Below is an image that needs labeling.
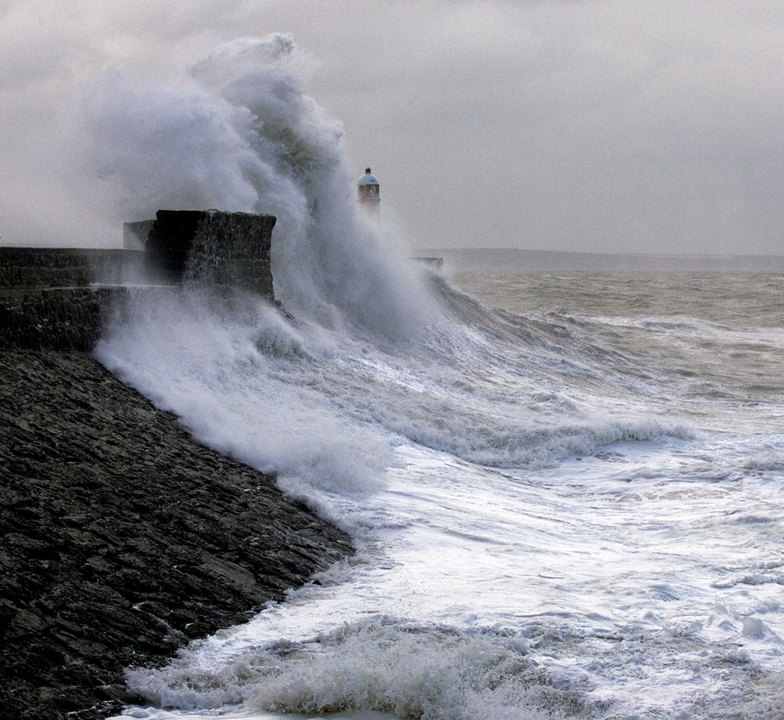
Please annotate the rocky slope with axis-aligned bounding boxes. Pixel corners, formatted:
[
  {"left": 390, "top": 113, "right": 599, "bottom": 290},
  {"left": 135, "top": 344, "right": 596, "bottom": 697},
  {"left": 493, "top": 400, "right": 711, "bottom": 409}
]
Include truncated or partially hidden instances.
[{"left": 0, "top": 347, "right": 353, "bottom": 720}]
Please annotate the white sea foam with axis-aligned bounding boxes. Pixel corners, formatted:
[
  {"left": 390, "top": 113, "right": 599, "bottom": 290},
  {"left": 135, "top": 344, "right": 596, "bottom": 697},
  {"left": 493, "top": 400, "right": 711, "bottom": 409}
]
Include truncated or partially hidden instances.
[
  {"left": 86, "top": 33, "right": 437, "bottom": 341},
  {"left": 101, "top": 284, "right": 784, "bottom": 719},
  {"left": 92, "top": 34, "right": 784, "bottom": 720},
  {"left": 126, "top": 619, "right": 591, "bottom": 720}
]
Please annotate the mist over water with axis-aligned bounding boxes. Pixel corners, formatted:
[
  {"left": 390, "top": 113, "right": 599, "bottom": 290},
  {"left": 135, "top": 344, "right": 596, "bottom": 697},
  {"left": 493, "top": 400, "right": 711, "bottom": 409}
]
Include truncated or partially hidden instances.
[{"left": 85, "top": 34, "right": 784, "bottom": 720}]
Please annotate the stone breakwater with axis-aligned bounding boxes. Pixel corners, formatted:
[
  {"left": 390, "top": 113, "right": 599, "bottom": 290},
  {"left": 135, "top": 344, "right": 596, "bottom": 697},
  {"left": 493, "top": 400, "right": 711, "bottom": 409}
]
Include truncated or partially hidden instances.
[
  {"left": 0, "top": 249, "right": 140, "bottom": 351},
  {"left": 0, "top": 232, "right": 354, "bottom": 719},
  {"left": 0, "top": 212, "right": 277, "bottom": 352},
  {"left": 0, "top": 349, "right": 353, "bottom": 720}
]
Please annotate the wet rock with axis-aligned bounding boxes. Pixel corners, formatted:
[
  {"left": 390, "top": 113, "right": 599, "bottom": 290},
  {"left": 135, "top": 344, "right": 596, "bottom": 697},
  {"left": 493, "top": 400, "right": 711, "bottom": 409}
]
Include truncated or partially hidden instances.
[{"left": 0, "top": 349, "right": 353, "bottom": 720}]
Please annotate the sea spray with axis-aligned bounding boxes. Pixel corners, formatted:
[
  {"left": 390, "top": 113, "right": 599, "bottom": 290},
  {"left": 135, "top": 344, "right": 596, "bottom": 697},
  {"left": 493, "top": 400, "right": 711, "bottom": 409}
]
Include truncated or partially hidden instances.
[
  {"left": 86, "top": 34, "right": 784, "bottom": 720},
  {"left": 125, "top": 618, "right": 587, "bottom": 720},
  {"left": 96, "top": 289, "right": 393, "bottom": 511},
  {"left": 86, "top": 33, "right": 437, "bottom": 339},
  {"left": 97, "top": 259, "right": 784, "bottom": 719}
]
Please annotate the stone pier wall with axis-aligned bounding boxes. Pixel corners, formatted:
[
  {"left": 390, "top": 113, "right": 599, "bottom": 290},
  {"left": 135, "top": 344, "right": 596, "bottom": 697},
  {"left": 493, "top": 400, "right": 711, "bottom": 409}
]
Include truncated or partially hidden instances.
[
  {"left": 146, "top": 210, "right": 276, "bottom": 297},
  {"left": 0, "top": 348, "right": 352, "bottom": 720},
  {"left": 0, "top": 249, "right": 143, "bottom": 352},
  {"left": 0, "top": 212, "right": 356, "bottom": 720},
  {"left": 0, "top": 247, "right": 144, "bottom": 290},
  {"left": 0, "top": 211, "right": 277, "bottom": 351}
]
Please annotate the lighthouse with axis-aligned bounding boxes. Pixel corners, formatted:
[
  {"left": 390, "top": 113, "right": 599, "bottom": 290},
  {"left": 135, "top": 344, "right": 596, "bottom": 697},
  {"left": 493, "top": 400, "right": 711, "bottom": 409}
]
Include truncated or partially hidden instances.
[{"left": 357, "top": 167, "right": 380, "bottom": 217}]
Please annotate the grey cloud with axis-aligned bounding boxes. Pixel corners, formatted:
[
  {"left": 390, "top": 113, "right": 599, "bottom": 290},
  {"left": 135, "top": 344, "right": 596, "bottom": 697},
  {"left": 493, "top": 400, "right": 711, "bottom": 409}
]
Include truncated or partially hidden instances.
[{"left": 1, "top": 0, "right": 783, "bottom": 254}]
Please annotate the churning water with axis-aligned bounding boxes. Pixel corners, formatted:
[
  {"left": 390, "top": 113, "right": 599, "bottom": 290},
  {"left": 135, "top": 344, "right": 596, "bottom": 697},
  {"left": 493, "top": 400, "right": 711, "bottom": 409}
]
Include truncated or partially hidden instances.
[
  {"left": 93, "top": 34, "right": 784, "bottom": 720},
  {"left": 100, "top": 268, "right": 784, "bottom": 720}
]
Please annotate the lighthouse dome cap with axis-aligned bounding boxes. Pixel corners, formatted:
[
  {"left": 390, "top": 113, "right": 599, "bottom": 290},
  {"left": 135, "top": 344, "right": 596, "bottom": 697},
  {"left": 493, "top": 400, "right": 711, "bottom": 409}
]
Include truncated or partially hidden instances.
[{"left": 358, "top": 167, "right": 379, "bottom": 185}]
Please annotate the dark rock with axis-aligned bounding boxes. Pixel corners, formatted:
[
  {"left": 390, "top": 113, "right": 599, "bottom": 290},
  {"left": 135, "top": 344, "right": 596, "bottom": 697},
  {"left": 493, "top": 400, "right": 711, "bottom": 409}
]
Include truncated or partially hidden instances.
[{"left": 0, "top": 349, "right": 353, "bottom": 720}]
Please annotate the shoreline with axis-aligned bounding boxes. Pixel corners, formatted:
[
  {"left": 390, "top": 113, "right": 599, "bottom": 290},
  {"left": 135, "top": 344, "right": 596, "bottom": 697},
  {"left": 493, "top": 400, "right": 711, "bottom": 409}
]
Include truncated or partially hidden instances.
[{"left": 0, "top": 347, "right": 353, "bottom": 719}]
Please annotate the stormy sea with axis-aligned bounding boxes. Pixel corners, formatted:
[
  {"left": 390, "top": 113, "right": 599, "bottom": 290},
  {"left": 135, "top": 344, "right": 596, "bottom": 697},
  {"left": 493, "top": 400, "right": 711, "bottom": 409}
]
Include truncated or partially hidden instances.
[{"left": 94, "top": 35, "right": 783, "bottom": 720}]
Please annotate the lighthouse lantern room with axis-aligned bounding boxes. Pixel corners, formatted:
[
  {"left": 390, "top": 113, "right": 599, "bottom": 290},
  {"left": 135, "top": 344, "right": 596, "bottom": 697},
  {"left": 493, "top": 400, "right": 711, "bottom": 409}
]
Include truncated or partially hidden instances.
[{"left": 357, "top": 167, "right": 380, "bottom": 216}]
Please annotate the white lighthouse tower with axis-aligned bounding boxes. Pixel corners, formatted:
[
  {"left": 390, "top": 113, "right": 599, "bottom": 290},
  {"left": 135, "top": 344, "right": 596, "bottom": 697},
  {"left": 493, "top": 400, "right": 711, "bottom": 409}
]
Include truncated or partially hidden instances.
[{"left": 357, "top": 167, "right": 380, "bottom": 218}]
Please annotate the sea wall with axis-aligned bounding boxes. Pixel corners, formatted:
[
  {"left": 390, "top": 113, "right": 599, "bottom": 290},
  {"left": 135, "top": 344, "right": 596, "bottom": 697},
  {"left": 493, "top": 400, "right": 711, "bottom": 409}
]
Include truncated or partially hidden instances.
[
  {"left": 0, "top": 213, "right": 355, "bottom": 719},
  {"left": 146, "top": 210, "right": 276, "bottom": 297},
  {"left": 0, "top": 349, "right": 353, "bottom": 720},
  {"left": 0, "top": 249, "right": 135, "bottom": 351},
  {"left": 0, "top": 211, "right": 276, "bottom": 351}
]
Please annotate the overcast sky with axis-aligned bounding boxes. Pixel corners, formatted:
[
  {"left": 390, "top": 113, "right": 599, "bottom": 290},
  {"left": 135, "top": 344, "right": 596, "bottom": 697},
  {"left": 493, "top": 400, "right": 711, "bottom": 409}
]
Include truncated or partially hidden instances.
[{"left": 2, "top": 0, "right": 783, "bottom": 254}]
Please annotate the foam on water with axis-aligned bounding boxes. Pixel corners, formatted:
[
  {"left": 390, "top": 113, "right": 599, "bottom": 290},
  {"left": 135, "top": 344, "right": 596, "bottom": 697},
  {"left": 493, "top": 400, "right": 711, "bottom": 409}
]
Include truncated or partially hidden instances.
[
  {"left": 91, "top": 35, "right": 784, "bottom": 720},
  {"left": 103, "top": 427, "right": 784, "bottom": 719},
  {"left": 97, "top": 282, "right": 784, "bottom": 717}
]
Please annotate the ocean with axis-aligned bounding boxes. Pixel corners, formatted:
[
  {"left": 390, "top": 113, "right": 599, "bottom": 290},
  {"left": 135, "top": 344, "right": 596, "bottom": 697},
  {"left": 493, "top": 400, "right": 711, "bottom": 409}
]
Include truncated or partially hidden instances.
[
  {"left": 94, "top": 34, "right": 784, "bottom": 720},
  {"left": 98, "top": 266, "right": 784, "bottom": 720}
]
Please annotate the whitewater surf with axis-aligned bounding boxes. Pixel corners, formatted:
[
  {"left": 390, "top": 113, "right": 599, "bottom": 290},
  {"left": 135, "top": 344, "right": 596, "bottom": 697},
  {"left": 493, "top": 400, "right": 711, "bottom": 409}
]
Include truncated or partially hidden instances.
[{"left": 90, "top": 35, "right": 784, "bottom": 720}]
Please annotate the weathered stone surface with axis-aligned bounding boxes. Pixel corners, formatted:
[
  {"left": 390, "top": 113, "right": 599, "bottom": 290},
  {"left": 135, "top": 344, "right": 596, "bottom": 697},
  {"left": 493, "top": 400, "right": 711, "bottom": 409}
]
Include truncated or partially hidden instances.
[
  {"left": 0, "top": 248, "right": 143, "bottom": 351},
  {"left": 0, "top": 288, "right": 127, "bottom": 351},
  {"left": 0, "top": 349, "right": 353, "bottom": 720},
  {"left": 146, "top": 210, "right": 276, "bottom": 296},
  {"left": 1, "top": 210, "right": 277, "bottom": 353},
  {"left": 0, "top": 248, "right": 144, "bottom": 290}
]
